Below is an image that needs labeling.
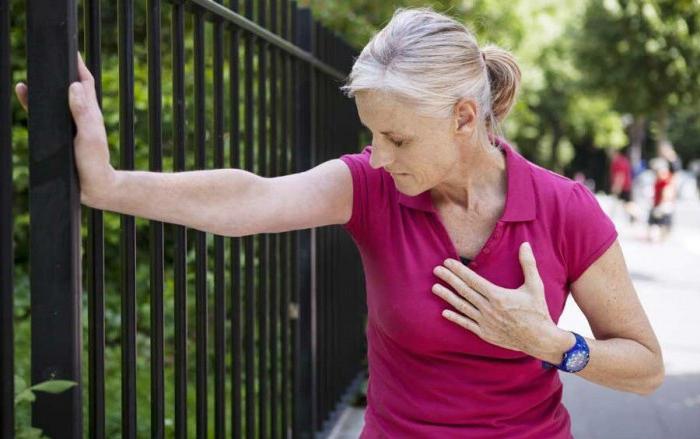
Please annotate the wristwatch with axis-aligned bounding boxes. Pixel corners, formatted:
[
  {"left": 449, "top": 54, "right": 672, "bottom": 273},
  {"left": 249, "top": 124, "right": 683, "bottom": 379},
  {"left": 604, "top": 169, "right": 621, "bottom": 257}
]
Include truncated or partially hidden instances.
[{"left": 541, "top": 331, "right": 590, "bottom": 373}]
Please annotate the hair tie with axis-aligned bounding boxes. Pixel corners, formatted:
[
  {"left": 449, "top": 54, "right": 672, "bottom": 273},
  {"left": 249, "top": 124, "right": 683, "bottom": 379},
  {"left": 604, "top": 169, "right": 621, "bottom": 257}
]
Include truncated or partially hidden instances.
[{"left": 481, "top": 51, "right": 487, "bottom": 63}]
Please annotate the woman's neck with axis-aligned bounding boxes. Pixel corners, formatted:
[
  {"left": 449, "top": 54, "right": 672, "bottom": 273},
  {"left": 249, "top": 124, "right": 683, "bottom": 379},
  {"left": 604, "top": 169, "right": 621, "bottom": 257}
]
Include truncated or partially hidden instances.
[{"left": 430, "top": 136, "right": 507, "bottom": 212}]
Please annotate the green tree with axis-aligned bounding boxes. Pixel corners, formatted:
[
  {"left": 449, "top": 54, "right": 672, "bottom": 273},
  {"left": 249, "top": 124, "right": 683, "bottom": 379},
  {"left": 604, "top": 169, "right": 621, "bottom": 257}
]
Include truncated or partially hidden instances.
[{"left": 576, "top": 0, "right": 700, "bottom": 161}]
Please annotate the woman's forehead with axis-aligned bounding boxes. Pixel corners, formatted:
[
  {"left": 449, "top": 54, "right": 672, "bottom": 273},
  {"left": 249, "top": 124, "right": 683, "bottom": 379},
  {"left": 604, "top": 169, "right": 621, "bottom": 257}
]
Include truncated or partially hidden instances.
[
  {"left": 356, "top": 90, "right": 404, "bottom": 113},
  {"left": 356, "top": 91, "right": 436, "bottom": 132}
]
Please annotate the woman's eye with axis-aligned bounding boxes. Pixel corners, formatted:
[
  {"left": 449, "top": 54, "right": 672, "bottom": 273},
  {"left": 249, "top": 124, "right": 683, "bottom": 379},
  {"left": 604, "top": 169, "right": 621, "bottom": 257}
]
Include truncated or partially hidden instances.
[{"left": 391, "top": 139, "right": 404, "bottom": 147}]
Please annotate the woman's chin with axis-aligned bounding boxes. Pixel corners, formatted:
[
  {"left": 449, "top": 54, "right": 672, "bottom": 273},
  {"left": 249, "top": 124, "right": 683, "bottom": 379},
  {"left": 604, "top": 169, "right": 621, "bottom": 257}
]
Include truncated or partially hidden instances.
[{"left": 395, "top": 183, "right": 421, "bottom": 197}]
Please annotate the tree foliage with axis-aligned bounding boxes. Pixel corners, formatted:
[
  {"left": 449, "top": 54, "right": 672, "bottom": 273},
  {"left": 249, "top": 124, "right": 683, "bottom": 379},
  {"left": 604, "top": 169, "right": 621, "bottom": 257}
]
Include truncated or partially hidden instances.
[{"left": 576, "top": 0, "right": 700, "bottom": 149}]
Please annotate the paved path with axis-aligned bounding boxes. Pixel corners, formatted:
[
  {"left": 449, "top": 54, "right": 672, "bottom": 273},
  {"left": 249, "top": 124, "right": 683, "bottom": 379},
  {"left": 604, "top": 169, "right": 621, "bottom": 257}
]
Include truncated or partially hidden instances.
[{"left": 330, "top": 191, "right": 700, "bottom": 439}]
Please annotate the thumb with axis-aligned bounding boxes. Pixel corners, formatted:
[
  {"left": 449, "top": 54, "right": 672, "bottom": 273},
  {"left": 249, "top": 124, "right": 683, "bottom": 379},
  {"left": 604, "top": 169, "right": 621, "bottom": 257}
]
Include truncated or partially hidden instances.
[{"left": 519, "top": 242, "right": 541, "bottom": 289}]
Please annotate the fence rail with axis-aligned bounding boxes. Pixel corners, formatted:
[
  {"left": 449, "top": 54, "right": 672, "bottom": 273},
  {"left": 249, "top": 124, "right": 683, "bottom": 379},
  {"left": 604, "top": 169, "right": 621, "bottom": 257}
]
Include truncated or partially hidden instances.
[{"left": 0, "top": 0, "right": 368, "bottom": 437}]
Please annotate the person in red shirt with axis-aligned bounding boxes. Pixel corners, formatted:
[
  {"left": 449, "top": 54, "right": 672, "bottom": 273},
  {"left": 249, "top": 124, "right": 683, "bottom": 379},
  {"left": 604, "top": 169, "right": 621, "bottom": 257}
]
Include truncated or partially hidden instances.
[
  {"left": 609, "top": 146, "right": 638, "bottom": 223},
  {"left": 647, "top": 158, "right": 676, "bottom": 242}
]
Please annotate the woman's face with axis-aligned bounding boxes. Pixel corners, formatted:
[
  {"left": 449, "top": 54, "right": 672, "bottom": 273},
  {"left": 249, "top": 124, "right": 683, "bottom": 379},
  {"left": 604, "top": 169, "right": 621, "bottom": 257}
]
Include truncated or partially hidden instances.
[{"left": 354, "top": 90, "right": 468, "bottom": 196}]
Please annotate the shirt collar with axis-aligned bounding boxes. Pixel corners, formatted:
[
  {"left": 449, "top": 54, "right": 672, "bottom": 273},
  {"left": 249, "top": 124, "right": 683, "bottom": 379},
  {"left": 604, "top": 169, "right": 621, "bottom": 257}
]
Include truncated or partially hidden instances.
[{"left": 396, "top": 137, "right": 536, "bottom": 222}]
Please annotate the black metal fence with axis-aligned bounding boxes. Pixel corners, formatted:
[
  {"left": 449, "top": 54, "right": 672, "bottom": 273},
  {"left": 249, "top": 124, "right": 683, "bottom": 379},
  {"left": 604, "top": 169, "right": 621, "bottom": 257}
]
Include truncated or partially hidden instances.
[{"left": 0, "top": 0, "right": 368, "bottom": 437}]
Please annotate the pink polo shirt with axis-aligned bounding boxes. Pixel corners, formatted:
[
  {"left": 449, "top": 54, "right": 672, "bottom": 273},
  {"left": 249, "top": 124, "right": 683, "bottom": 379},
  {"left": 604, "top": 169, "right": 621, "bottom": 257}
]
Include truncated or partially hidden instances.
[{"left": 338, "top": 138, "right": 618, "bottom": 438}]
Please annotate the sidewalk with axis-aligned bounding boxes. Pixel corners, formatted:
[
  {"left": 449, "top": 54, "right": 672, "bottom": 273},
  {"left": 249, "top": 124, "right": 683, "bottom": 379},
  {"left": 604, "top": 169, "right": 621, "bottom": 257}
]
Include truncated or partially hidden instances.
[{"left": 329, "top": 193, "right": 700, "bottom": 439}]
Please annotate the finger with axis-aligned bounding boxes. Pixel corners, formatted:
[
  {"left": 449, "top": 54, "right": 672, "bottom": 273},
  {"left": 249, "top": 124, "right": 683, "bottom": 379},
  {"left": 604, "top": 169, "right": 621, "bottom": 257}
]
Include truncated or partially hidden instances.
[
  {"left": 441, "top": 309, "right": 482, "bottom": 336},
  {"left": 440, "top": 259, "right": 500, "bottom": 300},
  {"left": 518, "top": 242, "right": 542, "bottom": 289},
  {"left": 76, "top": 51, "right": 93, "bottom": 84},
  {"left": 15, "top": 82, "right": 28, "bottom": 111},
  {"left": 431, "top": 283, "right": 481, "bottom": 321},
  {"left": 433, "top": 265, "right": 490, "bottom": 307},
  {"left": 67, "top": 82, "right": 101, "bottom": 132},
  {"left": 75, "top": 51, "right": 98, "bottom": 103}
]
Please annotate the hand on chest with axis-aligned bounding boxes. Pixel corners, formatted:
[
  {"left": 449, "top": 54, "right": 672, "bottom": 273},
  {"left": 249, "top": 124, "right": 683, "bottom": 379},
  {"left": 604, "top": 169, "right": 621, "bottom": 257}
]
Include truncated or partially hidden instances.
[{"left": 364, "top": 211, "right": 570, "bottom": 360}]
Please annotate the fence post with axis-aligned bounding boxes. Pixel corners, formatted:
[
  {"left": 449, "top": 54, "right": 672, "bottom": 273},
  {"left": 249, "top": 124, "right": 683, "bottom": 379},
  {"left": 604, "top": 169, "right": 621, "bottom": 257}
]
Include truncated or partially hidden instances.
[
  {"left": 293, "top": 6, "right": 318, "bottom": 439},
  {"left": 0, "top": 0, "right": 14, "bottom": 436},
  {"left": 26, "top": 0, "right": 82, "bottom": 437}
]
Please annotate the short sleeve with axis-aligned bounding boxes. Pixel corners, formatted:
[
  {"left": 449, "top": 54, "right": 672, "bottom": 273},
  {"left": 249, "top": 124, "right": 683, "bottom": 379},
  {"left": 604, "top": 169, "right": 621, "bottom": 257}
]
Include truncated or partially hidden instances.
[
  {"left": 338, "top": 145, "right": 380, "bottom": 243},
  {"left": 561, "top": 182, "right": 619, "bottom": 284}
]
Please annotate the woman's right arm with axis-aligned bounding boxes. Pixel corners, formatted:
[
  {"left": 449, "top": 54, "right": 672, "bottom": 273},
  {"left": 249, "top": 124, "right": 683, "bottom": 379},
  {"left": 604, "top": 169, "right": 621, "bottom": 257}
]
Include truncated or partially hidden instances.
[
  {"left": 16, "top": 52, "right": 354, "bottom": 237},
  {"left": 93, "top": 159, "right": 353, "bottom": 237}
]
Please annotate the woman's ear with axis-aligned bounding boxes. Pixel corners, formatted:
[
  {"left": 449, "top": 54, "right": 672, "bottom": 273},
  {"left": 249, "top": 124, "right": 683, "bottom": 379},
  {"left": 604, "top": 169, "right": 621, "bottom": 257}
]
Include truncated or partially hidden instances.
[{"left": 454, "top": 98, "right": 479, "bottom": 135}]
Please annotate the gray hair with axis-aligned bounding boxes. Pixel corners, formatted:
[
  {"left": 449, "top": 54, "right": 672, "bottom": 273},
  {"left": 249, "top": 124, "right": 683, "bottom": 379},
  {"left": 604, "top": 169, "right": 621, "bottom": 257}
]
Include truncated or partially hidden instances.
[{"left": 341, "top": 7, "right": 521, "bottom": 135}]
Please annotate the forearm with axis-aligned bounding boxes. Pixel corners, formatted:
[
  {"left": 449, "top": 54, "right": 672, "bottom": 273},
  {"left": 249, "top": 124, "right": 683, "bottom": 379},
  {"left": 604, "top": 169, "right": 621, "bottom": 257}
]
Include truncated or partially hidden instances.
[
  {"left": 85, "top": 168, "right": 262, "bottom": 236},
  {"left": 533, "top": 327, "right": 664, "bottom": 396}
]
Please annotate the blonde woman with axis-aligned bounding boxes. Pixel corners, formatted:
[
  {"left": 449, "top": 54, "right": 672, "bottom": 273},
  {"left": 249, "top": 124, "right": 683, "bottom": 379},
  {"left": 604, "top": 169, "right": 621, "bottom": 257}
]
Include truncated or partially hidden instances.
[{"left": 15, "top": 7, "right": 663, "bottom": 438}]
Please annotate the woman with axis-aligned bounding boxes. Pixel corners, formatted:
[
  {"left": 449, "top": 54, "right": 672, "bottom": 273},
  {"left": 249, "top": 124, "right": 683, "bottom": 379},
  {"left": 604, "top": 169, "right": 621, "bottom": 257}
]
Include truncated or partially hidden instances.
[{"left": 16, "top": 7, "right": 663, "bottom": 438}]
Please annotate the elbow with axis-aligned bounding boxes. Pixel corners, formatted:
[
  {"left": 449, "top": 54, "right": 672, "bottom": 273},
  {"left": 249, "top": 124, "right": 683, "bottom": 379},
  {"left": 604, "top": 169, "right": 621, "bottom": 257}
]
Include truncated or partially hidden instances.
[
  {"left": 636, "top": 358, "right": 665, "bottom": 396},
  {"left": 637, "top": 373, "right": 664, "bottom": 396}
]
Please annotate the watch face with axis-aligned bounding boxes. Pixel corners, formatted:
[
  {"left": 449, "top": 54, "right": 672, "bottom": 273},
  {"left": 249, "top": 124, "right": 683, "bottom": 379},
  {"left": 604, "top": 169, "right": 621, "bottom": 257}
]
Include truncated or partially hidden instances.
[{"left": 565, "top": 350, "right": 590, "bottom": 371}]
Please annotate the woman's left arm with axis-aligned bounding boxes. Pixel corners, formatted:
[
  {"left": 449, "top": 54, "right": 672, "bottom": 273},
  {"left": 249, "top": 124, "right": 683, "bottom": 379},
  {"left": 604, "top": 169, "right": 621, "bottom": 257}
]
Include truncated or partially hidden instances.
[
  {"left": 552, "top": 239, "right": 665, "bottom": 395},
  {"left": 432, "top": 239, "right": 664, "bottom": 396}
]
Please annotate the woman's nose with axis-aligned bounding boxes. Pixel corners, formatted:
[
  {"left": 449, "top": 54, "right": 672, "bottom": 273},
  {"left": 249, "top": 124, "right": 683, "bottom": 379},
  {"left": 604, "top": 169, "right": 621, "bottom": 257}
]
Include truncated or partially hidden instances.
[{"left": 369, "top": 142, "right": 395, "bottom": 170}]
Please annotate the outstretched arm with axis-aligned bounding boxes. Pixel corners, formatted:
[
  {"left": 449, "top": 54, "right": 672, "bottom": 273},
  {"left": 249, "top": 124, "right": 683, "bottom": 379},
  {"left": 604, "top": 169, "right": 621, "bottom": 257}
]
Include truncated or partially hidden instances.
[{"left": 15, "top": 52, "right": 354, "bottom": 237}]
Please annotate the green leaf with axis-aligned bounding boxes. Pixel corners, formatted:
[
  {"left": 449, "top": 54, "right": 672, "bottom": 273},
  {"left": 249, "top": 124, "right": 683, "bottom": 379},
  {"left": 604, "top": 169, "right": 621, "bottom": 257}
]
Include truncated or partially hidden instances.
[
  {"left": 14, "top": 375, "right": 27, "bottom": 394},
  {"left": 14, "top": 389, "right": 35, "bottom": 405},
  {"left": 28, "top": 380, "right": 78, "bottom": 394}
]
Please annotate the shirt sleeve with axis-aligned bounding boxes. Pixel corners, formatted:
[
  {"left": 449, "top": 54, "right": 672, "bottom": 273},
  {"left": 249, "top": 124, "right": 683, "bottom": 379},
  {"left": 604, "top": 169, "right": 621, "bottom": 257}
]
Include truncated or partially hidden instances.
[
  {"left": 561, "top": 182, "right": 619, "bottom": 285},
  {"left": 338, "top": 145, "right": 381, "bottom": 244}
]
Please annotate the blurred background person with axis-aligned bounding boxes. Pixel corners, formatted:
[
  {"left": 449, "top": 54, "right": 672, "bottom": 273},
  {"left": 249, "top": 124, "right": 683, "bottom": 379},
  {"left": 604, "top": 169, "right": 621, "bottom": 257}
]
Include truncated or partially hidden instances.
[
  {"left": 647, "top": 157, "right": 676, "bottom": 243},
  {"left": 609, "top": 146, "right": 639, "bottom": 223}
]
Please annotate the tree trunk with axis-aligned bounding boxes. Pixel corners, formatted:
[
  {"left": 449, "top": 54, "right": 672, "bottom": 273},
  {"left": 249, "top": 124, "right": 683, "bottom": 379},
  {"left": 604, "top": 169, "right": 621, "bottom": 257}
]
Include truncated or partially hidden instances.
[
  {"left": 656, "top": 107, "right": 669, "bottom": 156},
  {"left": 549, "top": 124, "right": 562, "bottom": 173},
  {"left": 628, "top": 115, "right": 646, "bottom": 170}
]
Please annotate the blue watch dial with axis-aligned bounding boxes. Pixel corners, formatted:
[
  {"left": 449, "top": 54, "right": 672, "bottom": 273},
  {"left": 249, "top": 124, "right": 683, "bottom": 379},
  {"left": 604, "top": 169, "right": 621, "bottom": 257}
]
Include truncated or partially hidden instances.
[
  {"left": 564, "top": 349, "right": 590, "bottom": 372},
  {"left": 562, "top": 332, "right": 590, "bottom": 373}
]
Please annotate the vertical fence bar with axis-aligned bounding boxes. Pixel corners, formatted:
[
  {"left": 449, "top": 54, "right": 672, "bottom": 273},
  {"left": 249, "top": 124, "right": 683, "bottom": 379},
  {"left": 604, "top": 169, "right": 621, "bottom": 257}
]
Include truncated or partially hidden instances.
[
  {"left": 227, "top": 1, "right": 243, "bottom": 438},
  {"left": 280, "top": 3, "right": 291, "bottom": 435},
  {"left": 146, "top": 0, "right": 165, "bottom": 437},
  {"left": 268, "top": 0, "right": 279, "bottom": 437},
  {"left": 244, "top": 1, "right": 256, "bottom": 437},
  {"left": 84, "top": 0, "right": 106, "bottom": 435},
  {"left": 256, "top": 0, "right": 270, "bottom": 437},
  {"left": 26, "top": 0, "right": 82, "bottom": 436},
  {"left": 117, "top": 0, "right": 138, "bottom": 436},
  {"left": 170, "top": 2, "right": 188, "bottom": 437},
  {"left": 293, "top": 6, "right": 317, "bottom": 438},
  {"left": 0, "top": 0, "right": 13, "bottom": 436},
  {"left": 328, "top": 29, "right": 337, "bottom": 415},
  {"left": 319, "top": 24, "right": 328, "bottom": 427},
  {"left": 193, "top": 6, "right": 209, "bottom": 439},
  {"left": 333, "top": 37, "right": 342, "bottom": 417},
  {"left": 212, "top": 2, "right": 227, "bottom": 437},
  {"left": 314, "top": 22, "right": 325, "bottom": 430},
  {"left": 290, "top": 4, "right": 299, "bottom": 436}
]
